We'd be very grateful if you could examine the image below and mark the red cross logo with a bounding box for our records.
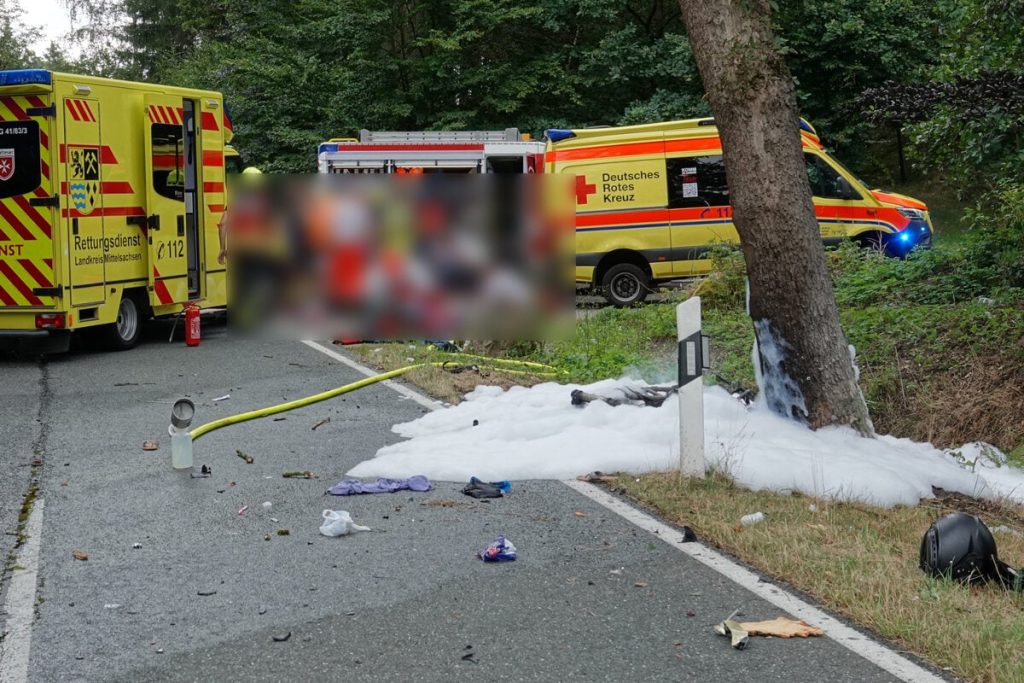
[575,175,596,205]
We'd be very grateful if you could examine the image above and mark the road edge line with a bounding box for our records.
[301,340,944,683]
[0,498,45,683]
[562,479,944,683]
[301,340,443,411]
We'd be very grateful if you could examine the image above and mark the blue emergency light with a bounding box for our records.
[0,70,53,87]
[545,129,576,143]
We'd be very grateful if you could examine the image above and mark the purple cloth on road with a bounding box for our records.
[327,475,432,496]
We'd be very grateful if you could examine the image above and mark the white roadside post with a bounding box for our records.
[676,296,706,477]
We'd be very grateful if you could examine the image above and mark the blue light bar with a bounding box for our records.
[0,70,53,87]
[318,143,340,154]
[545,129,576,143]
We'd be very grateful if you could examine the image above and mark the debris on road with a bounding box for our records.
[283,470,316,479]
[197,590,217,596]
[213,394,231,403]
[740,512,766,526]
[103,603,122,609]
[276,529,290,536]
[132,543,142,549]
[741,617,824,638]
[272,632,291,642]
[319,510,371,537]
[142,441,159,451]
[462,477,510,499]
[327,475,432,496]
[574,511,586,517]
[422,499,466,508]
[570,384,676,408]
[634,581,648,588]
[238,505,249,516]
[72,550,89,561]
[680,526,697,543]
[714,619,749,650]
[577,472,617,485]
[262,501,272,509]
[235,449,254,464]
[312,417,331,431]
[479,536,517,562]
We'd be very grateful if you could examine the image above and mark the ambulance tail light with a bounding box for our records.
[35,313,66,330]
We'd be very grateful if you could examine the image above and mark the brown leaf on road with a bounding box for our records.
[72,550,89,561]
[574,511,586,517]
[142,441,159,451]
[740,617,823,638]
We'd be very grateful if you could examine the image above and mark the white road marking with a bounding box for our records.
[303,341,946,683]
[301,340,443,411]
[0,498,44,683]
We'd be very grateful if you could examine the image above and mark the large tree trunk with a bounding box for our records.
[678,0,873,434]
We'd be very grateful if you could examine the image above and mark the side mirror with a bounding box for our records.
[835,176,860,201]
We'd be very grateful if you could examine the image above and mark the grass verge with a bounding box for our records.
[614,472,1024,683]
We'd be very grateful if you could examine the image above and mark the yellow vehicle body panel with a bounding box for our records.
[545,118,932,287]
[0,70,231,347]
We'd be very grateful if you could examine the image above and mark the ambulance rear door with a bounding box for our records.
[0,86,60,311]
[143,94,201,307]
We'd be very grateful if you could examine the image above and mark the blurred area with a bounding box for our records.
[226,174,574,341]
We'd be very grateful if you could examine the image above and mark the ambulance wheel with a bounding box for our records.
[105,295,142,351]
[602,263,649,307]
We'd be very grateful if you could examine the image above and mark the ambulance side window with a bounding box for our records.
[0,120,41,199]
[805,153,859,200]
[151,123,184,202]
[666,156,729,208]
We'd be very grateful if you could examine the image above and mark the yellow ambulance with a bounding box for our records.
[545,118,934,306]
[0,69,232,352]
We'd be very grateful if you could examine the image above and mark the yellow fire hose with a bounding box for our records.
[189,356,562,442]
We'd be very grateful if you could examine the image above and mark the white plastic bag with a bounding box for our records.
[319,509,371,537]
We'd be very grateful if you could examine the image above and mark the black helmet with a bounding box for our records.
[919,513,1001,584]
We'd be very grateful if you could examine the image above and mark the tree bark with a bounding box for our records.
[677,0,873,434]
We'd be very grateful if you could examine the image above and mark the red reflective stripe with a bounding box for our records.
[175,107,184,124]
[1,96,29,120]
[64,99,81,121]
[18,259,51,288]
[153,268,173,304]
[82,101,96,122]
[333,144,484,152]
[208,204,225,213]
[27,96,46,108]
[0,261,43,306]
[664,137,722,154]
[100,146,117,164]
[0,202,35,240]
[60,181,133,194]
[0,283,17,306]
[152,154,185,167]
[203,181,225,193]
[203,150,223,167]
[40,130,49,149]
[12,196,51,238]
[73,100,90,122]
[576,209,668,228]
[61,206,145,218]
[44,258,52,269]
[222,113,233,132]
[201,112,219,131]
[40,160,50,180]
[0,225,9,240]
[547,140,664,163]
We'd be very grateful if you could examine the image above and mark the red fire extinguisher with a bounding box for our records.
[185,303,201,347]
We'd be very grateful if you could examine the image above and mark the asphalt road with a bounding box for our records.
[1,322,927,682]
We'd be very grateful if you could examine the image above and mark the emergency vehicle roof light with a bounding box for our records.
[0,69,52,87]
[546,129,576,142]
[799,118,817,135]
